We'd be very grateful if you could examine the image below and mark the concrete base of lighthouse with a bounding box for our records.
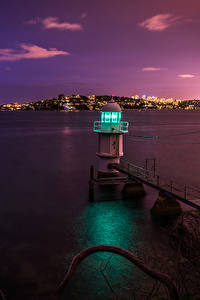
[122,182,146,199]
[97,155,121,178]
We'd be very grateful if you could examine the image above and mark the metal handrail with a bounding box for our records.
[119,159,200,202]
[121,158,154,175]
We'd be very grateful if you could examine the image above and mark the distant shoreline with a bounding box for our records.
[1,95,200,111]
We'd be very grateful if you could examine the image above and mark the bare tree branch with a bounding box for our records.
[57,245,179,300]
[0,290,6,300]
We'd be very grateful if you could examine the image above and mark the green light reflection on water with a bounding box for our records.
[68,200,146,299]
[79,201,139,250]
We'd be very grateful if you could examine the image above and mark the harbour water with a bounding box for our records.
[0,110,200,299]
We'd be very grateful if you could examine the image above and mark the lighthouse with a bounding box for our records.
[93,98,129,178]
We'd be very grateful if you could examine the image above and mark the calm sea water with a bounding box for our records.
[0,110,200,299]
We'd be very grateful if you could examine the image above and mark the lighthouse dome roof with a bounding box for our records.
[102,98,121,112]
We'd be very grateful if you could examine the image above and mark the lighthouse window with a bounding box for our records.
[101,112,105,123]
[105,112,111,122]
[118,112,121,122]
[112,112,118,123]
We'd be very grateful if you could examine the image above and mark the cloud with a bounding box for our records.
[80,12,87,19]
[142,67,167,71]
[178,74,195,78]
[26,17,83,31]
[42,17,83,31]
[0,44,69,61]
[139,14,181,31]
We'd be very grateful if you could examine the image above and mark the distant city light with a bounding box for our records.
[1,93,200,111]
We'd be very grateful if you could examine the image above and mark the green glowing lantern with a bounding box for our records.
[94,99,128,133]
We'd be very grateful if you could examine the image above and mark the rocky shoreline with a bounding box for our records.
[158,210,200,299]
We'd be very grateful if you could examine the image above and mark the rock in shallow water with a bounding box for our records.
[151,191,182,217]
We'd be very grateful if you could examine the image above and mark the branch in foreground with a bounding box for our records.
[0,289,6,300]
[57,245,179,300]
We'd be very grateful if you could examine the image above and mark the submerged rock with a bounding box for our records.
[122,182,146,199]
[151,191,182,217]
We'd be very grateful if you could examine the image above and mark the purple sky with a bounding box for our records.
[0,0,200,103]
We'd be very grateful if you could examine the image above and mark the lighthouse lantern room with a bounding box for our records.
[93,98,129,177]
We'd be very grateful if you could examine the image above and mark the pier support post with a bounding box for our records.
[156,175,159,187]
[89,165,95,202]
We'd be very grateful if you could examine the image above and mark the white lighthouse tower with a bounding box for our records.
[93,98,129,178]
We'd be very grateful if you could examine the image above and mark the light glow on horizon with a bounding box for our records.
[178,74,195,78]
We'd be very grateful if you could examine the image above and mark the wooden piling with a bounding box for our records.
[89,165,95,202]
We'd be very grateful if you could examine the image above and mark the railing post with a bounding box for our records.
[170,181,173,192]
[184,185,187,199]
[89,165,95,202]
[145,159,148,179]
[153,158,156,177]
[145,159,148,171]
